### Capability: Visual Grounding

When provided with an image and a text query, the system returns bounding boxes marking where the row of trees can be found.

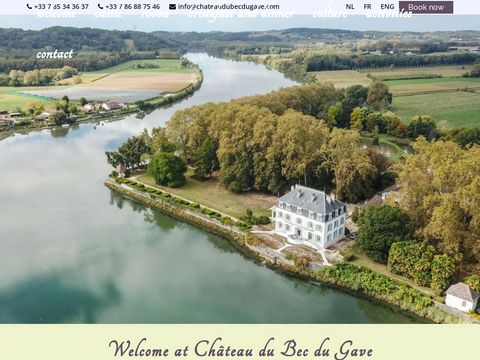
[163,83,393,201]
[306,53,478,72]
[0,66,78,86]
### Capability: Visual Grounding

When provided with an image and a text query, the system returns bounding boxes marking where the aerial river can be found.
[0,54,421,323]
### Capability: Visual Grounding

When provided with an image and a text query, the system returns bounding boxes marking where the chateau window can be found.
[340,228,344,236]
[315,224,322,231]
[315,235,321,241]
[327,234,332,243]
[285,214,291,221]
[334,230,338,238]
[278,222,283,229]
[308,232,313,240]
[278,211,283,218]
[340,217,344,225]
[307,221,313,229]
[334,220,338,228]
[296,217,302,225]
[328,224,332,231]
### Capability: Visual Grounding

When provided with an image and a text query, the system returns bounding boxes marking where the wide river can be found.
[0,54,420,323]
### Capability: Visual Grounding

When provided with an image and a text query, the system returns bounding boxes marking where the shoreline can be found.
[104,177,473,324]
[0,65,203,142]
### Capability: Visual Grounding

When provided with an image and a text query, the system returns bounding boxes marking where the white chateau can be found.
[272,185,347,249]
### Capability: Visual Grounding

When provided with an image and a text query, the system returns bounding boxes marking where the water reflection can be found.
[0,272,121,323]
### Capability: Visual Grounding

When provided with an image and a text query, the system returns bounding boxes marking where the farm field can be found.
[308,70,372,88]
[0,86,58,111]
[359,65,474,80]
[0,58,195,110]
[392,91,480,128]
[385,77,480,96]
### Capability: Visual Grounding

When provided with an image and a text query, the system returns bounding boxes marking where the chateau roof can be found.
[277,185,345,215]
[446,282,480,302]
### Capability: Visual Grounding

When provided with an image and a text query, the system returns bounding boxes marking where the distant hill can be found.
[0,26,181,52]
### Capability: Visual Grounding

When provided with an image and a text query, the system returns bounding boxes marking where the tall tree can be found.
[148,152,187,188]
[357,205,410,263]
[325,128,375,202]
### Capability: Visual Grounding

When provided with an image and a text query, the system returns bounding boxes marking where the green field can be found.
[385,77,480,96]
[392,91,480,128]
[0,87,59,111]
[359,65,474,80]
[136,170,276,218]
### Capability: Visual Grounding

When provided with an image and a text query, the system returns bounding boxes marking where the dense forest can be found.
[0,27,180,52]
[0,27,182,73]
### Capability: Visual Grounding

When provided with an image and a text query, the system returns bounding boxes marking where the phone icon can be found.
[26,3,33,9]
[98,3,104,9]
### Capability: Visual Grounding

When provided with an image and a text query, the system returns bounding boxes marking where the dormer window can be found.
[297,207,302,214]
[317,214,323,221]
[286,204,291,211]
[309,211,314,218]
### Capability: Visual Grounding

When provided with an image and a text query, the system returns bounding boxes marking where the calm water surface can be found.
[0,54,421,323]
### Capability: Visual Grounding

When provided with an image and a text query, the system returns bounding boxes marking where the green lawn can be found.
[392,91,480,128]
[136,170,276,218]
[91,59,191,74]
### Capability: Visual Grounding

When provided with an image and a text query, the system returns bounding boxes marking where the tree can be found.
[62,95,70,103]
[407,115,438,141]
[193,138,219,180]
[367,81,392,110]
[388,241,435,286]
[324,128,375,202]
[148,152,187,188]
[357,205,410,263]
[49,110,68,125]
[465,275,480,292]
[431,254,456,290]
[79,97,88,106]
[397,138,480,262]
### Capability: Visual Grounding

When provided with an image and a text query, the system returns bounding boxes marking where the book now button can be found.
[399,1,454,13]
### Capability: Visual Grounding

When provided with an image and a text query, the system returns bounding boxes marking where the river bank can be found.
[0,65,203,142]
[105,176,474,324]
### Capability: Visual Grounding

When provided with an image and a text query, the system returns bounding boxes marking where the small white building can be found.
[271,185,346,249]
[445,282,480,312]
[102,100,125,111]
